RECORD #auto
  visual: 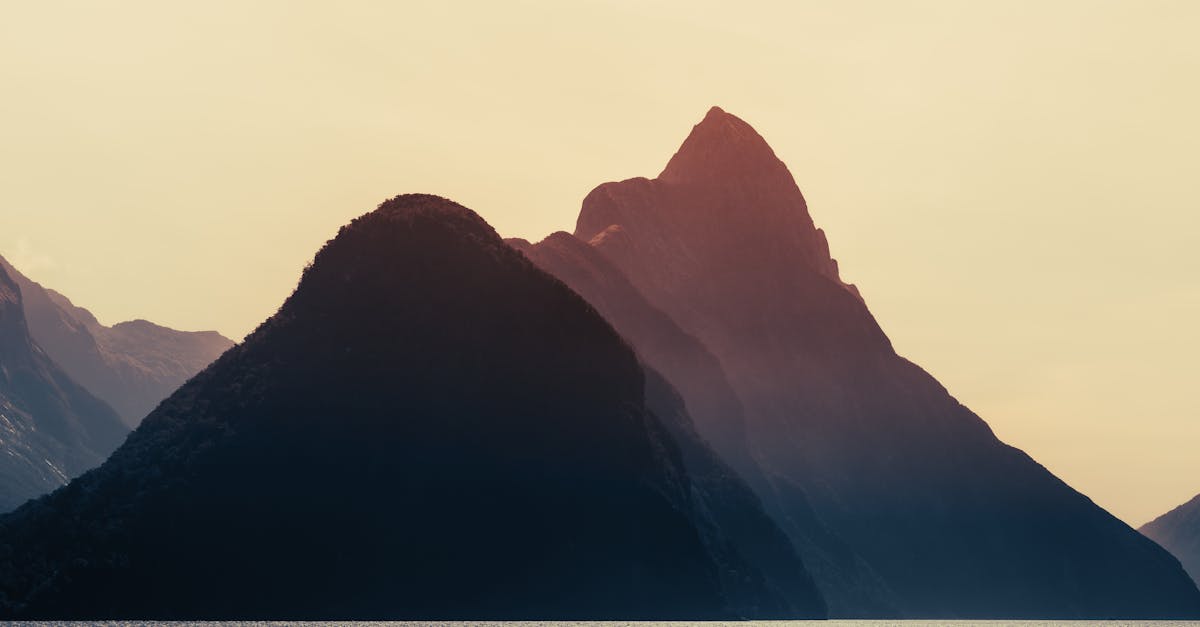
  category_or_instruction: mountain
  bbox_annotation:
[1143,494,1200,586]
[510,232,898,616]
[0,194,825,620]
[570,106,1200,618]
[0,256,234,426]
[0,264,128,513]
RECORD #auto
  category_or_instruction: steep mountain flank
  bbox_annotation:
[1143,493,1200,586]
[571,106,1200,618]
[0,265,127,512]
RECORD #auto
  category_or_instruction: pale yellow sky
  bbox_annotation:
[1,0,1197,526]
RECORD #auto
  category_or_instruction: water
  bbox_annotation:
[13,622,1200,627]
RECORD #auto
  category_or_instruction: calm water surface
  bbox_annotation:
[16,614,1200,619]
[16,621,1200,626]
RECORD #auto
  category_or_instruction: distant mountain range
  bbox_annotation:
[0,256,233,426]
[0,196,825,620]
[1143,494,1200,586]
[0,264,127,512]
[0,108,1196,620]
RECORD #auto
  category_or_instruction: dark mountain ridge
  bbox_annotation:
[0,264,128,513]
[570,106,1200,618]
[0,256,234,427]
[0,194,824,620]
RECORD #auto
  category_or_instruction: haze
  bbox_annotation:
[1,0,1196,526]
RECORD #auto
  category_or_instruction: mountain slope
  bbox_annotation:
[0,265,128,512]
[0,256,233,426]
[638,365,825,617]
[0,194,824,620]
[509,233,752,464]
[1143,494,1200,586]
[511,232,898,616]
[572,106,1200,618]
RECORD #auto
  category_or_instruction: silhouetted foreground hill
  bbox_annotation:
[511,232,898,616]
[0,256,233,427]
[0,195,824,620]
[1143,494,1200,586]
[0,265,127,512]
[569,106,1200,618]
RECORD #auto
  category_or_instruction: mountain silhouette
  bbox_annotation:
[1143,494,1200,586]
[511,232,898,615]
[0,194,825,620]
[0,264,128,512]
[0,256,233,427]
[571,106,1200,618]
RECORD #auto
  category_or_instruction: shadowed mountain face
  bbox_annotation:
[1143,494,1200,586]
[508,235,835,613]
[636,364,825,618]
[572,106,1200,618]
[0,265,128,513]
[511,232,897,616]
[0,257,233,427]
[0,195,825,621]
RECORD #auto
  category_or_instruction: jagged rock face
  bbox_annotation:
[574,107,1200,618]
[0,195,825,620]
[578,107,855,305]
[0,257,233,427]
[1143,494,1200,586]
[0,265,128,513]
[512,231,898,616]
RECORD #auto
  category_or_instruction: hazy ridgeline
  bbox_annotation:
[0,109,1196,620]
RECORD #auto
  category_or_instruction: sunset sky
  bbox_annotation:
[1,0,1197,526]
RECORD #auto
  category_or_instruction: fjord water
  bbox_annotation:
[17,622,1200,626]
[21,614,1200,619]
